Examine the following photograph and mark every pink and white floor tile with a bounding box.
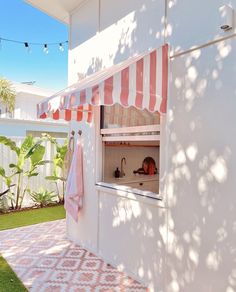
[0,219,148,292]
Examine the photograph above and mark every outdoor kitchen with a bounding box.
[103,141,159,194]
[101,104,160,196]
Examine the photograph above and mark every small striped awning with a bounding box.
[37,44,169,122]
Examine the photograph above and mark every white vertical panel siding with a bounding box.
[167,38,236,292]
[167,0,236,53]
[69,0,165,82]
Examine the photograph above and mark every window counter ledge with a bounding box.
[95,182,166,208]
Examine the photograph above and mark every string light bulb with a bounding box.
[43,44,49,54]
[59,43,64,52]
[24,42,31,53]
[0,36,68,54]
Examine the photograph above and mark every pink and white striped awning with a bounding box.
[37,44,168,122]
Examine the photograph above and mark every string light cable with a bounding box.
[0,36,68,53]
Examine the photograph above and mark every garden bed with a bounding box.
[0,201,64,215]
[0,204,65,231]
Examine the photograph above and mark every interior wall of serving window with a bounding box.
[100,104,160,195]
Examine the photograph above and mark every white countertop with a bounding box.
[96,182,164,207]
[105,174,158,184]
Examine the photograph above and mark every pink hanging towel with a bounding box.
[64,140,84,222]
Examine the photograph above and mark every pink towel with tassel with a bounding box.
[64,140,84,222]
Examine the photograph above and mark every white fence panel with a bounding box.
[0,136,67,208]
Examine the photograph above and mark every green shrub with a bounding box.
[30,189,57,208]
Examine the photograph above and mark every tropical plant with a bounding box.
[0,188,9,213]
[0,135,50,209]
[0,184,16,212]
[0,165,16,209]
[0,196,7,213]
[43,134,68,203]
[20,139,51,208]
[30,188,57,208]
[0,78,16,113]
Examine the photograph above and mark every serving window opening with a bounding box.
[100,104,161,197]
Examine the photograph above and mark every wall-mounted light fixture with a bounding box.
[219,4,234,31]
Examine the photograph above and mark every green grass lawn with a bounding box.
[0,257,27,292]
[0,204,65,231]
[0,204,66,291]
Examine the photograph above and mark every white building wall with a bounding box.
[6,82,56,120]
[0,118,68,137]
[167,39,236,292]
[66,114,99,253]
[14,92,42,120]
[66,0,236,291]
[167,0,236,54]
[0,83,68,137]
[98,189,166,290]
[67,0,167,290]
[166,1,236,291]
[69,0,165,83]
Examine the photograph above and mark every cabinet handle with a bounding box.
[139,182,143,186]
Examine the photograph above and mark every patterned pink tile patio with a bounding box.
[0,219,148,291]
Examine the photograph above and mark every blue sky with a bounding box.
[0,0,68,92]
